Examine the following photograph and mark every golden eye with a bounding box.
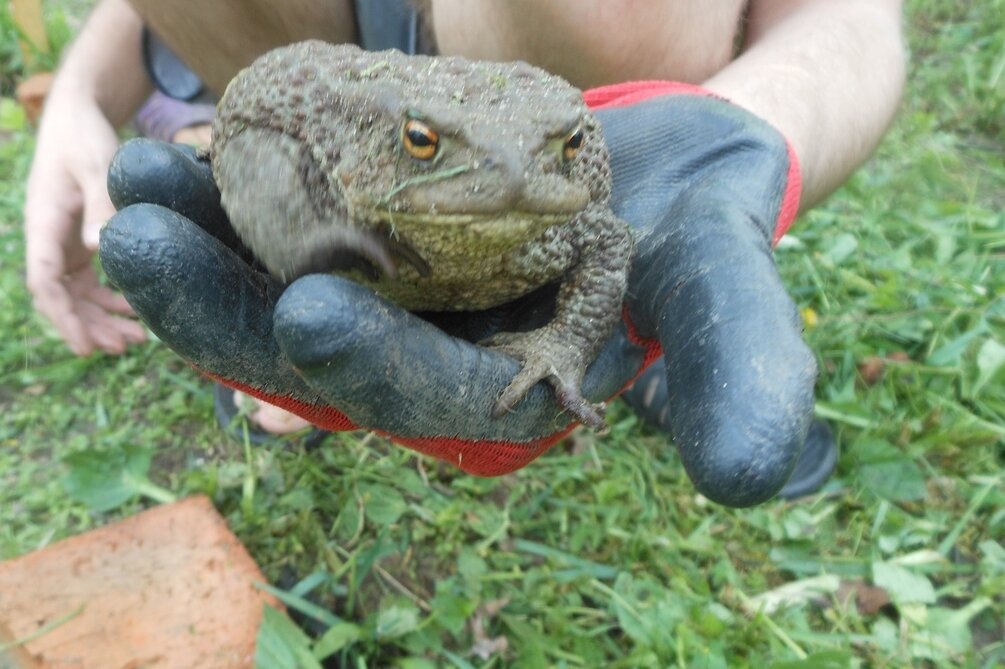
[563,126,585,161]
[402,119,439,160]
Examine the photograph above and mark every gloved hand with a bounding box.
[99,82,816,506]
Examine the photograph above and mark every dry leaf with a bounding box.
[468,597,511,660]
[837,579,892,616]
[858,355,887,385]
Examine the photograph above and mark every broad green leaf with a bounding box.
[689,644,729,669]
[501,614,547,669]
[852,437,901,463]
[61,445,176,512]
[313,622,362,660]
[859,459,927,502]
[457,547,487,598]
[870,616,899,653]
[872,562,936,605]
[359,483,407,525]
[853,439,926,502]
[254,605,323,669]
[822,233,859,266]
[606,573,683,654]
[430,583,477,635]
[375,603,420,639]
[980,540,1005,573]
[972,338,1005,396]
[912,599,993,661]
[466,502,506,540]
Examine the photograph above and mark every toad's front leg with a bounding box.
[482,212,633,429]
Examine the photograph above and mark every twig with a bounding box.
[0,605,85,652]
[374,565,432,612]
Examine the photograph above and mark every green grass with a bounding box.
[1,1,1004,667]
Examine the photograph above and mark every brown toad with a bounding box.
[210,41,632,428]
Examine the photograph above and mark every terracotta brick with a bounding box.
[14,72,52,125]
[0,496,276,669]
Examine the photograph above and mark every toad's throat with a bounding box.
[339,209,574,311]
[370,209,573,228]
[355,209,574,260]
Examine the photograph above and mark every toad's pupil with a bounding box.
[408,128,435,146]
[566,129,584,149]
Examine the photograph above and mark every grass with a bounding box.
[1,1,1004,667]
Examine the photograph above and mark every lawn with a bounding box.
[1,1,1003,667]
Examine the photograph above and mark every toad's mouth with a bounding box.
[368,210,571,254]
[348,210,573,278]
[371,210,572,228]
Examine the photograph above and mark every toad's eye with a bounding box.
[563,126,585,161]
[402,119,439,160]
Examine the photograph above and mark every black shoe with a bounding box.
[213,383,329,450]
[621,358,837,500]
[776,419,837,500]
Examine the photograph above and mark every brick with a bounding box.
[0,496,276,669]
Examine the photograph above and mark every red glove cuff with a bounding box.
[206,373,574,476]
[583,81,801,244]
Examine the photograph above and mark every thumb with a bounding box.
[81,176,117,251]
[650,193,817,506]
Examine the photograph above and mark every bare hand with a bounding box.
[24,98,147,355]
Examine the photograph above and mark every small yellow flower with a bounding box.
[801,307,819,329]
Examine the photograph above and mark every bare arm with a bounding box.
[24,0,151,355]
[47,0,152,127]
[703,0,906,209]
[129,0,356,94]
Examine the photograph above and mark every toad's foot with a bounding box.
[482,329,607,430]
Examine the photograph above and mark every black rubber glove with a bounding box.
[99,82,815,506]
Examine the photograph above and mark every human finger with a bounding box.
[24,212,95,355]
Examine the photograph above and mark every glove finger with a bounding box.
[273,274,647,442]
[106,138,246,254]
[99,202,318,402]
[642,192,817,507]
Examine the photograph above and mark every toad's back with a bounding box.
[211,41,619,311]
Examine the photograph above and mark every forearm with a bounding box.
[47,0,151,127]
[703,0,906,209]
[128,0,356,95]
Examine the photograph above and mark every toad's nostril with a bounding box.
[484,149,527,206]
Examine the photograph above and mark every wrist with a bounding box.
[44,73,100,115]
[42,66,151,138]
[587,81,801,243]
[47,0,152,128]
